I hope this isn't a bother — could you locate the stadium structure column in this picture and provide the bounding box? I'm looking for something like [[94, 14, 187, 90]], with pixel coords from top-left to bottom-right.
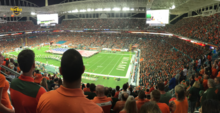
[[45, 0, 48, 6]]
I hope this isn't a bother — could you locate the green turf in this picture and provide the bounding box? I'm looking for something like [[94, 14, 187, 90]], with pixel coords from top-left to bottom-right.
[[8, 46, 134, 88]]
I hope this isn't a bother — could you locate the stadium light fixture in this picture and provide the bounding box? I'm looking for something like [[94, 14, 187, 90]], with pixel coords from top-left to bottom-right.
[[72, 9, 78, 13], [95, 8, 102, 11], [112, 7, 121, 11], [130, 8, 134, 11], [80, 9, 86, 12], [87, 8, 94, 11], [123, 7, 130, 11], [103, 8, 111, 11], [31, 12, 36, 15], [170, 5, 175, 9]]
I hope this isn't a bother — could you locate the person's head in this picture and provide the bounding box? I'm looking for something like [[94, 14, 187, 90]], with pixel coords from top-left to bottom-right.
[[116, 86, 120, 91], [146, 89, 149, 92], [111, 90, 115, 97], [104, 87, 109, 96], [90, 83, 96, 92], [36, 70, 39, 73], [123, 84, 128, 91], [18, 49, 35, 74], [175, 84, 185, 101], [138, 90, 145, 100], [157, 83, 164, 91], [204, 70, 209, 79], [200, 99, 220, 113], [208, 79, 215, 88], [81, 84, 85, 90], [96, 85, 105, 97], [59, 49, 84, 83], [54, 78, 58, 83], [193, 81, 200, 88], [214, 77, 220, 85], [150, 90, 160, 102], [40, 78, 48, 90], [140, 101, 161, 113], [122, 92, 129, 101], [87, 83, 90, 88], [124, 96, 137, 113]]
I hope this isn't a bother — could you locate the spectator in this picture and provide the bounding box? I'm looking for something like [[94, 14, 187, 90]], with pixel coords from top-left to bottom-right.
[[201, 79, 219, 104], [203, 71, 209, 91], [190, 75, 195, 87], [84, 83, 91, 92], [57, 78, 62, 87], [10, 49, 46, 113], [84, 83, 96, 100], [120, 96, 137, 113], [214, 77, 220, 89], [145, 89, 150, 96], [149, 85, 155, 92], [169, 75, 176, 90], [81, 83, 85, 90], [40, 78, 49, 91], [158, 83, 172, 105], [140, 101, 161, 113], [199, 99, 220, 113], [111, 90, 118, 110], [136, 90, 149, 112], [37, 49, 103, 113], [118, 84, 130, 100], [171, 84, 188, 113], [150, 90, 169, 113], [92, 85, 112, 113], [34, 70, 42, 84], [114, 86, 120, 98], [114, 92, 128, 113], [50, 78, 58, 90], [188, 81, 200, 113]]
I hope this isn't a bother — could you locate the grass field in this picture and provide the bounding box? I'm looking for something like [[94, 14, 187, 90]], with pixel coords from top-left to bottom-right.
[[8, 46, 134, 88]]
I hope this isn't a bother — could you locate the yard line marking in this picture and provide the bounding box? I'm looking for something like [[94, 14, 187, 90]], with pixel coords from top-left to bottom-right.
[[108, 55, 123, 75], [94, 55, 115, 72], [99, 55, 118, 74], [86, 55, 107, 69], [83, 72, 128, 78]]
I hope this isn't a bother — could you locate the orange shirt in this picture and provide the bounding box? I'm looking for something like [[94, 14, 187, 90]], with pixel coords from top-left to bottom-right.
[[113, 101, 126, 113], [211, 68, 217, 79], [157, 102, 170, 113], [83, 88, 91, 92], [0, 74, 13, 111], [217, 72, 220, 78], [136, 99, 149, 112], [37, 86, 103, 113], [34, 73, 42, 84], [92, 96, 112, 113], [114, 91, 120, 98], [173, 98, 188, 113], [203, 79, 208, 91], [17, 67, 21, 73]]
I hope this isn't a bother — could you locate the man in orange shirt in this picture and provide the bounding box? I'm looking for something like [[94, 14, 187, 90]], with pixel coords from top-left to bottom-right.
[[83, 83, 91, 92], [92, 85, 112, 113], [136, 90, 149, 112], [37, 49, 103, 113], [211, 65, 217, 79], [150, 90, 169, 113], [113, 92, 128, 113], [114, 86, 120, 98], [203, 71, 209, 91]]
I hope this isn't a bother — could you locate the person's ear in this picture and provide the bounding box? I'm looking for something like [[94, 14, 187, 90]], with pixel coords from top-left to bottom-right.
[[32, 62, 35, 69], [59, 67, 62, 75]]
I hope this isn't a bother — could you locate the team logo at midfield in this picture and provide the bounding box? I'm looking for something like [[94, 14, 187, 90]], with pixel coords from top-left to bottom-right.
[[10, 6, 22, 16]]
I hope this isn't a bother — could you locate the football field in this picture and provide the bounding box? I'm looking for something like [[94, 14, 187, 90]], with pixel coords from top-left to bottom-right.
[[8, 46, 134, 88]]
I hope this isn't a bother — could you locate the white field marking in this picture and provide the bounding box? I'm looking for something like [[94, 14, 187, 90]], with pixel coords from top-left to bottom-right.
[[86, 55, 107, 69], [99, 55, 118, 74], [108, 55, 123, 75], [83, 72, 128, 78], [93, 55, 115, 72], [100, 53, 131, 55], [126, 55, 135, 78]]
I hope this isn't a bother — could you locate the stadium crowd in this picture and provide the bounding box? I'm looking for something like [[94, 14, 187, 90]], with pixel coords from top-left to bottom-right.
[[0, 21, 39, 32]]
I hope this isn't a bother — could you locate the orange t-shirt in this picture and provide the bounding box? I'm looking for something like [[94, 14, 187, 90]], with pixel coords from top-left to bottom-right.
[[37, 86, 103, 113], [136, 99, 149, 112], [92, 96, 112, 113], [217, 72, 220, 78], [173, 98, 188, 113], [211, 68, 217, 79], [113, 101, 126, 113], [0, 74, 13, 111], [157, 102, 170, 113], [203, 79, 208, 91], [83, 88, 91, 92], [34, 73, 42, 84], [114, 91, 120, 98]]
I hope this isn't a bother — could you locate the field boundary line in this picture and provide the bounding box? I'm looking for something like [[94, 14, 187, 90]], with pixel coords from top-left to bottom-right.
[[84, 72, 129, 78]]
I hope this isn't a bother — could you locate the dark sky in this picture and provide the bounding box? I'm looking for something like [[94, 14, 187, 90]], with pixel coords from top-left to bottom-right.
[[22, 0, 68, 7]]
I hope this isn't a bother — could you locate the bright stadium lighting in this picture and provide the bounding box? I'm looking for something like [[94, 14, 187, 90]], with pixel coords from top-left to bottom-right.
[[130, 8, 134, 11], [103, 8, 111, 11], [80, 9, 86, 12], [87, 8, 94, 11], [31, 12, 36, 15], [170, 5, 175, 9], [72, 9, 78, 13], [112, 7, 121, 11], [123, 7, 130, 11], [68, 11, 72, 13], [95, 8, 102, 11]]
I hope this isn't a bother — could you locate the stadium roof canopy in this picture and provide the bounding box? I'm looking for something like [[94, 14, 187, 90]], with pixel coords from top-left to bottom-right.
[[0, 0, 219, 17]]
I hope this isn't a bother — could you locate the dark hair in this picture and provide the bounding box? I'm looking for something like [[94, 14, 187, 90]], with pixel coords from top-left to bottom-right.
[[61, 49, 84, 83], [104, 87, 109, 96], [87, 83, 90, 88], [140, 101, 161, 113], [81, 84, 85, 90], [157, 83, 164, 91], [18, 49, 35, 73], [129, 87, 133, 93], [54, 78, 58, 82], [138, 90, 145, 100], [111, 90, 115, 97], [202, 99, 220, 113], [6, 60, 9, 67], [123, 84, 128, 91], [58, 78, 62, 86], [122, 93, 128, 101], [116, 86, 120, 91], [36, 70, 39, 73], [146, 89, 149, 92], [90, 83, 96, 92], [151, 90, 160, 102]]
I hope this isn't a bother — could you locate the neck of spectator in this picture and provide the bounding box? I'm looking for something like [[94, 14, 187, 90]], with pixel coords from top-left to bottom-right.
[[62, 78, 81, 89]]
